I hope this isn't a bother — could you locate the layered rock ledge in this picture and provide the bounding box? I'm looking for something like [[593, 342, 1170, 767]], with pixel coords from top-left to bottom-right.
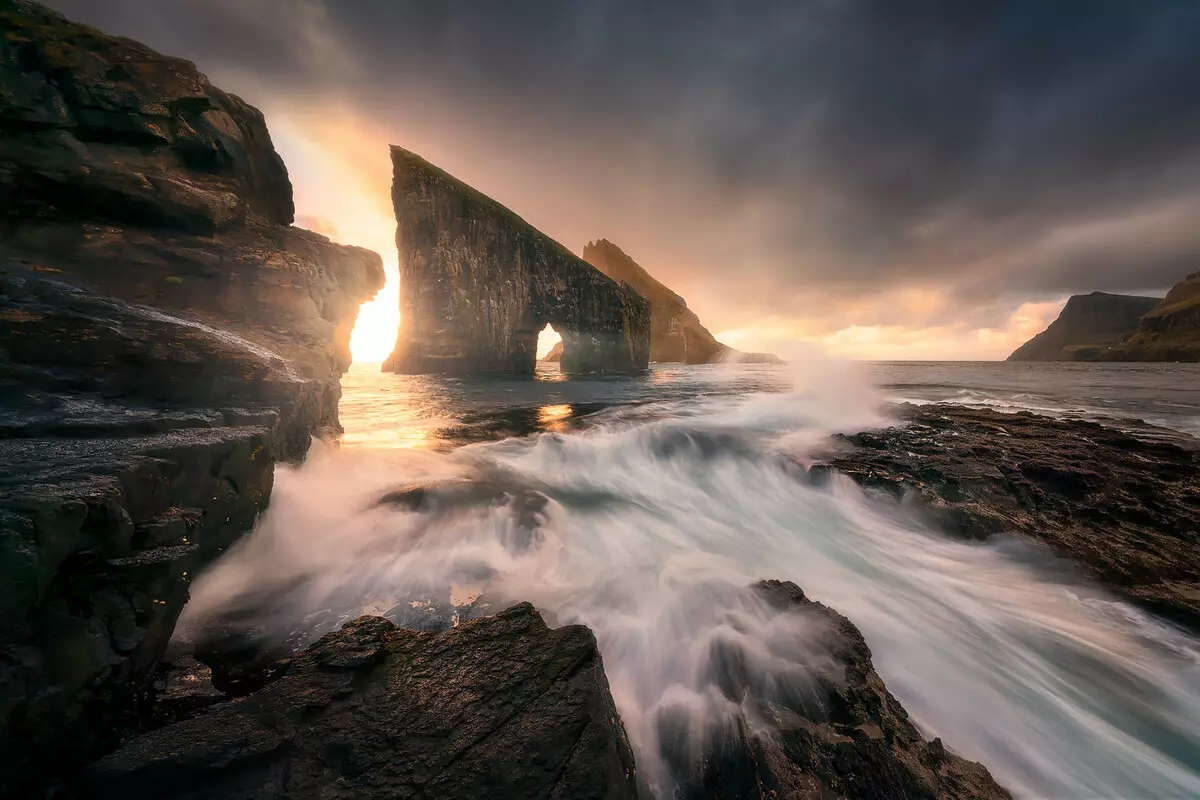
[[384, 146, 651, 376], [0, 2, 384, 794], [816, 405, 1200, 630]]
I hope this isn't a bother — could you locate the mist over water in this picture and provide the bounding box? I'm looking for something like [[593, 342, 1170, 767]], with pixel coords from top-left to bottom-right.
[[181, 358, 1200, 797]]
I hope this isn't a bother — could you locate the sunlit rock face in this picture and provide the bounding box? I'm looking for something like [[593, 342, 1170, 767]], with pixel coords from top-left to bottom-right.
[[582, 239, 727, 364], [384, 146, 650, 376], [1007, 292, 1161, 361], [0, 2, 383, 793], [1110, 272, 1200, 361]]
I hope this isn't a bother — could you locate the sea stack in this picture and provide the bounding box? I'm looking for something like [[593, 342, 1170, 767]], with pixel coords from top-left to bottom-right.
[[582, 239, 727, 364], [1007, 292, 1161, 361], [383, 147, 651, 376]]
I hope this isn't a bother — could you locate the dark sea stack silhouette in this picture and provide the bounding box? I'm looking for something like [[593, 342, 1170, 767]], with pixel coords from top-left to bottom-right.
[[1110, 271, 1200, 361], [582, 239, 727, 364], [384, 147, 650, 376], [1007, 292, 1161, 361], [819, 405, 1200, 631], [0, 2, 383, 793], [86, 606, 640, 800]]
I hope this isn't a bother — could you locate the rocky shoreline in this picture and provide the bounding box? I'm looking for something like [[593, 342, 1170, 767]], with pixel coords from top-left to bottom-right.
[[814, 404, 1200, 631], [4, 1, 1197, 798]]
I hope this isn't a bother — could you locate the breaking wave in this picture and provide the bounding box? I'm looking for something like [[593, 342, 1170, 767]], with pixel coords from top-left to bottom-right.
[[180, 356, 1200, 797]]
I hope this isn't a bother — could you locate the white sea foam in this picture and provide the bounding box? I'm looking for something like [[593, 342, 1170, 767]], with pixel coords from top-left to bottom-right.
[[181, 357, 1200, 797]]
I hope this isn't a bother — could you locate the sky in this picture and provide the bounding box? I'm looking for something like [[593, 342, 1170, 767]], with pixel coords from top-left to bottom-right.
[[48, 0, 1200, 361]]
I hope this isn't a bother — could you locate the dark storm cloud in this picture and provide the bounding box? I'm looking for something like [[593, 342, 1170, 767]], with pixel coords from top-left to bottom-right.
[[48, 0, 1200, 328]]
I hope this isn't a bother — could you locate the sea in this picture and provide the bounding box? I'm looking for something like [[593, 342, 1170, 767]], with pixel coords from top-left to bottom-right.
[[180, 357, 1200, 798]]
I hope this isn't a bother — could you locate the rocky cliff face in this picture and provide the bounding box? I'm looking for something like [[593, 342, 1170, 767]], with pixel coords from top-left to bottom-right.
[[1007, 292, 1161, 361], [1109, 272, 1200, 361], [582, 239, 727, 364], [0, 3, 383, 794], [0, 1, 293, 232], [383, 147, 650, 376]]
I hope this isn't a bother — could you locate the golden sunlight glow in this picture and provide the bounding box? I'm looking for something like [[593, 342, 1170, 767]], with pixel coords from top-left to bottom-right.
[[536, 323, 561, 359], [538, 404, 574, 432], [264, 101, 1070, 364], [266, 107, 402, 363]]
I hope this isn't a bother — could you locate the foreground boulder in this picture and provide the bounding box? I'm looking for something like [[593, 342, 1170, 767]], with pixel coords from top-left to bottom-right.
[[0, 2, 384, 794], [1007, 292, 1161, 361], [86, 584, 1008, 800], [384, 146, 651, 376], [818, 405, 1200, 629], [86, 606, 639, 799], [663, 580, 1009, 799]]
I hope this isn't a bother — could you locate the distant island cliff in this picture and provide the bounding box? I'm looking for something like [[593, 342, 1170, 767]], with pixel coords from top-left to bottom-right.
[[1007, 292, 1161, 361], [1009, 275, 1200, 362], [1108, 272, 1200, 361]]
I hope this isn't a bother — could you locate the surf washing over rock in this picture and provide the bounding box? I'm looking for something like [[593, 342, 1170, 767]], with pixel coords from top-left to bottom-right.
[[174, 356, 1200, 799]]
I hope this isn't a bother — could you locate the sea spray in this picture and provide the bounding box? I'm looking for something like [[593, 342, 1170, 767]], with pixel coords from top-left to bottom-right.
[[180, 358, 1200, 797]]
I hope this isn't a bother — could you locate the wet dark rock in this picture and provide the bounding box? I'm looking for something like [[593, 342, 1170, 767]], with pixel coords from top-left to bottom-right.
[[383, 146, 651, 376], [149, 653, 225, 727], [818, 404, 1200, 629], [85, 605, 639, 799], [0, 3, 384, 795], [671, 579, 1010, 799]]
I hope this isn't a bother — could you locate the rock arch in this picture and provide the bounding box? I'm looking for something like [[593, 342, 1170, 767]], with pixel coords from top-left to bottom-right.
[[383, 146, 650, 376]]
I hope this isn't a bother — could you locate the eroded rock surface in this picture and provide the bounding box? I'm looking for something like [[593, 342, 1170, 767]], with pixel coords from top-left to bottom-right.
[[668, 580, 1010, 799], [0, 3, 384, 794], [1007, 292, 1161, 361], [384, 146, 651, 376], [86, 606, 640, 800], [818, 405, 1200, 629]]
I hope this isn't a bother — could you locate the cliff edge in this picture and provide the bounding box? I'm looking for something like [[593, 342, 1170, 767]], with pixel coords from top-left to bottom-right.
[[1007, 292, 1160, 361], [1109, 272, 1200, 361], [0, 3, 383, 793]]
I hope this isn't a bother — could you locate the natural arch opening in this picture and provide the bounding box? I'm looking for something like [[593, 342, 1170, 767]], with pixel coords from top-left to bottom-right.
[[536, 323, 563, 362]]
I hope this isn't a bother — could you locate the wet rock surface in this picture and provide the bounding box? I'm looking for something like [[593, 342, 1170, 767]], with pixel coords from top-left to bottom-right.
[[0, 3, 383, 794], [86, 605, 640, 800], [671, 580, 1009, 799], [384, 146, 651, 376], [818, 404, 1200, 629], [85, 583, 1009, 800]]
